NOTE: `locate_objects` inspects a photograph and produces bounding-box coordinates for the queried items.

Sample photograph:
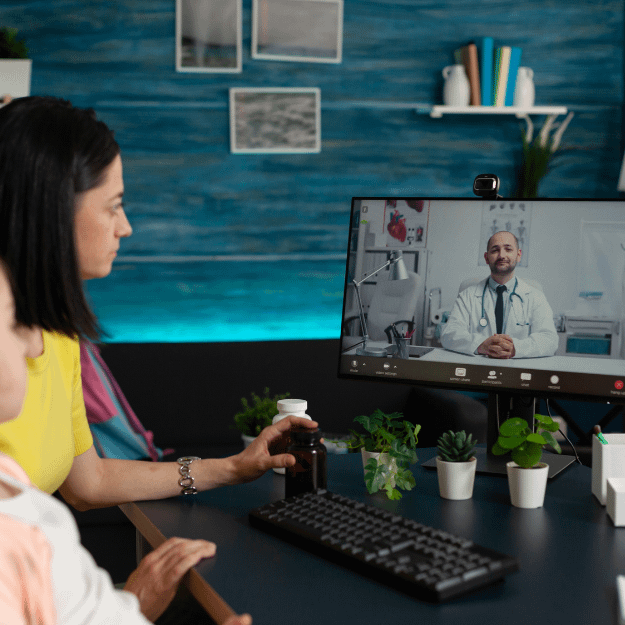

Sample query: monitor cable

[545,399,582,465]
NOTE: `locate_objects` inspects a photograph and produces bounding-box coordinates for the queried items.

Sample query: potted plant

[0,27,31,99]
[233,388,289,447]
[435,430,478,500]
[491,413,561,508]
[346,409,421,500]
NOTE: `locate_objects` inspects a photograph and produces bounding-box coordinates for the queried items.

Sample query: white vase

[436,456,477,500]
[241,434,256,448]
[361,449,397,487]
[442,65,470,106]
[0,59,31,99]
[513,67,535,108]
[506,461,549,508]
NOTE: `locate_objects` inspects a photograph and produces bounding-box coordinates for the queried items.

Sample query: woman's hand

[230,415,319,484]
[123,537,216,622]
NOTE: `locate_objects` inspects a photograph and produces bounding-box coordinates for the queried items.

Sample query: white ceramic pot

[442,64,470,106]
[361,449,398,487]
[513,67,535,108]
[241,433,256,448]
[506,461,549,508]
[0,59,31,99]
[436,456,477,500]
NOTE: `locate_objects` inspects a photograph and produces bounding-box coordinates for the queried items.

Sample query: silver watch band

[177,456,201,495]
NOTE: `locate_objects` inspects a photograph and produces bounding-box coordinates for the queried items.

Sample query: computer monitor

[337,197,625,476]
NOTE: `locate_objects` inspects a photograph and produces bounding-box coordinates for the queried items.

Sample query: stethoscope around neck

[479,278,524,328]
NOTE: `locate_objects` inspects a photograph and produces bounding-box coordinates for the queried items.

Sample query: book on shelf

[462,43,481,105]
[504,47,522,106]
[452,42,481,106]
[477,37,494,106]
[493,46,511,107]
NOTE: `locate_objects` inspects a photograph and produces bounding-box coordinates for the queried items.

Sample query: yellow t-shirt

[0,331,93,494]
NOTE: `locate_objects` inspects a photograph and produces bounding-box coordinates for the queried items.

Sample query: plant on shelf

[491,414,561,468]
[0,27,28,59]
[436,430,477,463]
[514,112,574,198]
[233,388,290,439]
[347,409,421,500]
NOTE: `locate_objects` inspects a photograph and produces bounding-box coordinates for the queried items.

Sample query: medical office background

[4,0,622,345]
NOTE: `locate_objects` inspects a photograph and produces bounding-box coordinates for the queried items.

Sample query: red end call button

[615,380,624,390]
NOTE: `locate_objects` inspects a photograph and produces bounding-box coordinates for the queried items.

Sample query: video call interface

[338,197,625,403]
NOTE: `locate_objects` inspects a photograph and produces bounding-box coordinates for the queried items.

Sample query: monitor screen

[337,197,625,472]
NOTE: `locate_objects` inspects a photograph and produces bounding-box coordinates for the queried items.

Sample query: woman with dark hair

[0,96,317,509]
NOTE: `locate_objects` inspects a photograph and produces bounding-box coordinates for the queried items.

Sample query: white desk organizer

[592,434,625,505]
[607,478,625,526]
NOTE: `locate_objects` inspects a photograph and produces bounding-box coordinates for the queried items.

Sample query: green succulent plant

[436,430,477,463]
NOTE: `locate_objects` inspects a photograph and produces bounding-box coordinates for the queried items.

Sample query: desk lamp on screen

[338,177,625,478]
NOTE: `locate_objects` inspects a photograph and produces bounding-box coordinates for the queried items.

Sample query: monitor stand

[422,392,577,479]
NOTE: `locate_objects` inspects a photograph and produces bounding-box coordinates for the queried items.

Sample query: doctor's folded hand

[477,334,515,359]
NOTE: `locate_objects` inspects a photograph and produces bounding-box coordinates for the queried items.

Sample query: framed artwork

[229,88,321,154]
[176,0,242,72]
[252,0,343,63]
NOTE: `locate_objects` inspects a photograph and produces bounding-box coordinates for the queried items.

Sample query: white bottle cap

[277,398,307,413]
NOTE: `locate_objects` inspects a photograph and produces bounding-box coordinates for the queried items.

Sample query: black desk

[120,449,625,625]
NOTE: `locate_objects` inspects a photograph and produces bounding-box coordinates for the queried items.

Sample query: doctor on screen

[440,231,558,359]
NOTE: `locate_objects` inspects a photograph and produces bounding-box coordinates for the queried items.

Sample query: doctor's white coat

[439,277,559,358]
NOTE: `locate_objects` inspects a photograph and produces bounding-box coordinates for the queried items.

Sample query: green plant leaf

[499,418,530,437]
[394,468,416,491]
[491,441,509,456]
[511,442,543,468]
[497,435,526,450]
[540,430,562,454]
[526,432,547,445]
[364,457,390,494]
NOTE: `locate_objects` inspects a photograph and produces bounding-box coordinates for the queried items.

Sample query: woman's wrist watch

[177,456,201,495]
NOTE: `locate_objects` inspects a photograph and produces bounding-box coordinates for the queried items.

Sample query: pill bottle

[285,428,327,499]
[272,399,311,474]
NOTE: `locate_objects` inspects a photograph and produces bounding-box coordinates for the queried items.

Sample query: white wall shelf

[421,105,568,118]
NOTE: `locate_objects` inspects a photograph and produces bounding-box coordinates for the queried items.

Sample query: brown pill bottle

[285,428,327,498]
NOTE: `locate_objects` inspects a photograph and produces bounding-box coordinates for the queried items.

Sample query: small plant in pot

[491,414,561,508]
[436,430,478,500]
[0,27,31,100]
[346,409,421,500]
[233,388,289,447]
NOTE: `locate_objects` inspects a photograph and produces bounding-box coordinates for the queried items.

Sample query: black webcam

[473,174,501,199]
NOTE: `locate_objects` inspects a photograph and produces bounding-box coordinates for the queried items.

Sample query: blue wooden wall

[2,0,623,341]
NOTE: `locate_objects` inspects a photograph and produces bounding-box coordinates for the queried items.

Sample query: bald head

[484,231,522,283]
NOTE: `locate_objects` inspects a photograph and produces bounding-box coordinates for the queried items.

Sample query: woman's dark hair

[0,96,120,339]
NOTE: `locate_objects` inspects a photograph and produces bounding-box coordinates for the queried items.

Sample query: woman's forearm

[59,415,318,511]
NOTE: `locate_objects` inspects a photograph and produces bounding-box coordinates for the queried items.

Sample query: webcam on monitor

[473,173,501,199]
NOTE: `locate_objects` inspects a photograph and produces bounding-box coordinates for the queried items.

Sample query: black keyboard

[249,490,518,602]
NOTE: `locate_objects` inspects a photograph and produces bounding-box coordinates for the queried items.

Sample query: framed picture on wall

[251,0,343,63]
[229,88,321,154]
[176,0,242,72]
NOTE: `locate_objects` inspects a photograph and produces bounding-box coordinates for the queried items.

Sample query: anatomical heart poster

[383,199,429,248]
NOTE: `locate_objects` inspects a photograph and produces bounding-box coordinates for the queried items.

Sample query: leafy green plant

[233,388,289,437]
[0,28,28,59]
[491,414,561,468]
[347,409,421,500]
[436,430,477,463]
